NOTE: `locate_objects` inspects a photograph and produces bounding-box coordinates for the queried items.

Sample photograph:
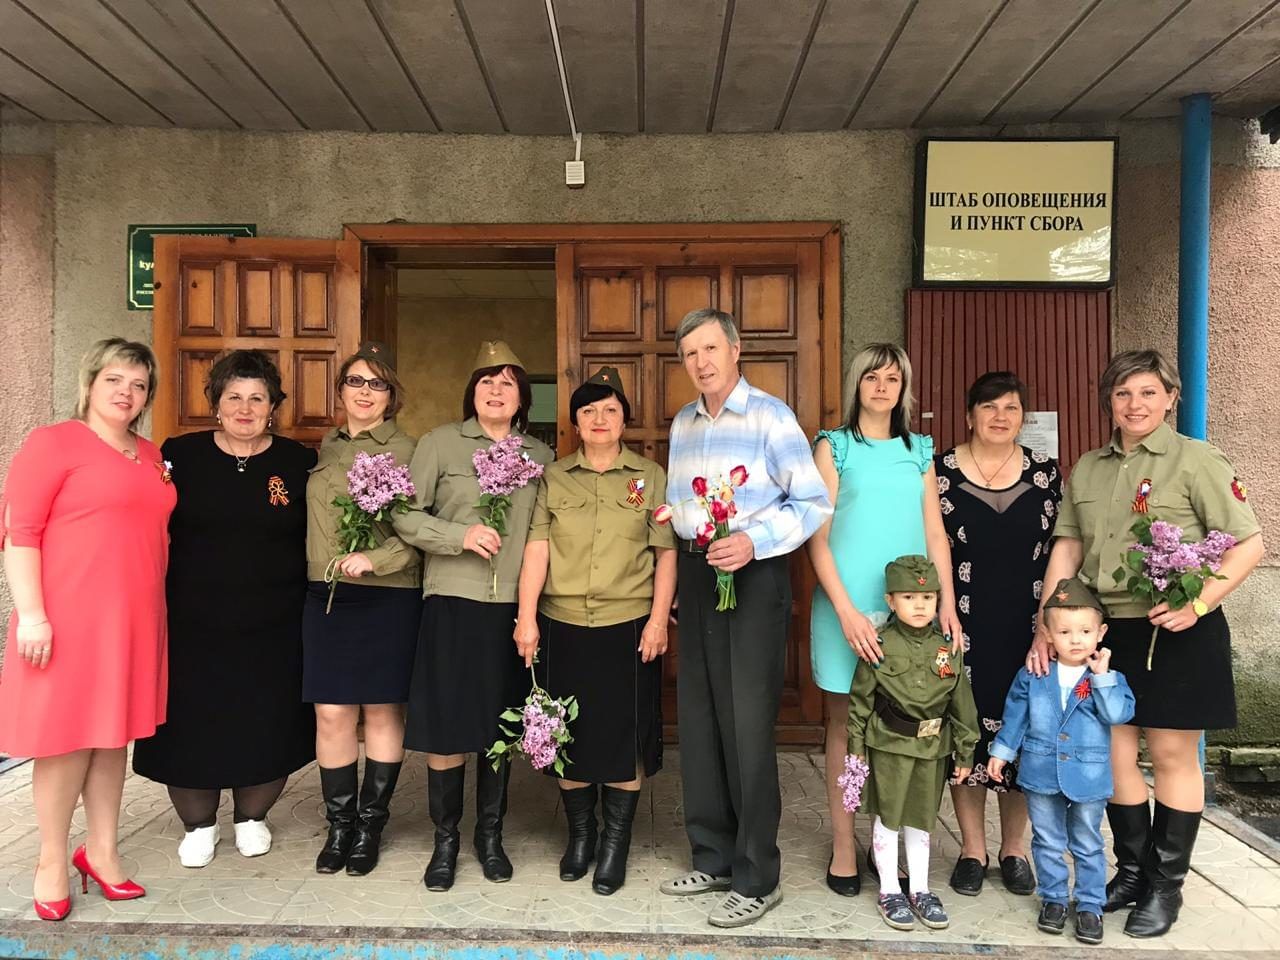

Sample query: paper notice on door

[1017,412,1059,460]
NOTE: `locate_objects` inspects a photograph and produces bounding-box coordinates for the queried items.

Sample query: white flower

[964,664,972,681]
[1033,471,1049,489]
[1032,450,1049,463]
[959,595,970,614]
[1022,454,1032,471]
[1044,499,1056,517]
[1042,514,1050,530]
[1033,579,1043,599]
[957,525,967,543]
[958,561,972,583]
[962,632,971,652]
[1033,542,1042,561]
[943,452,959,469]
[982,717,1003,733]
[936,475,950,493]
[940,496,954,515]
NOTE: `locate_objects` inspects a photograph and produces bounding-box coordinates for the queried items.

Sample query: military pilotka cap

[884,554,941,593]
[473,339,525,373]
[585,366,628,402]
[1042,577,1105,614]
[354,340,395,369]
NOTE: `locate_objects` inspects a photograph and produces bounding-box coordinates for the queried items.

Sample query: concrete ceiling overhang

[0,0,1278,134]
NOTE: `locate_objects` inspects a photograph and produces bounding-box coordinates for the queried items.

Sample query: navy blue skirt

[302,582,422,704]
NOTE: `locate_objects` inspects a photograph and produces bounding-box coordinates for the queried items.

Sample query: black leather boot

[1104,801,1152,912]
[474,758,513,882]
[346,758,402,876]
[315,762,359,874]
[1124,802,1201,938]
[424,765,465,892]
[559,784,598,881]
[592,785,640,896]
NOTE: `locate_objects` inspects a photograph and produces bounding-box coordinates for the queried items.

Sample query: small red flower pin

[1232,477,1248,502]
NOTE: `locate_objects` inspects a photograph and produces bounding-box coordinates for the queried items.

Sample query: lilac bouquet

[472,435,544,596]
[838,754,871,813]
[325,451,415,613]
[1111,514,1237,669]
[486,666,578,775]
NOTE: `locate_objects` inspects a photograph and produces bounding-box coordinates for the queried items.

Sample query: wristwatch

[1192,599,1209,617]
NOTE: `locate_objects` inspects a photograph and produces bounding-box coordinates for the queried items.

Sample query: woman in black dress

[934,372,1060,897]
[133,350,316,868]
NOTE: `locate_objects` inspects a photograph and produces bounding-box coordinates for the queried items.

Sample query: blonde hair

[1099,350,1181,416]
[75,337,159,432]
[844,342,915,447]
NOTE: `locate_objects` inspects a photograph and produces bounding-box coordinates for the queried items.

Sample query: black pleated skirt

[1104,608,1235,730]
[404,595,526,755]
[301,582,422,704]
[535,614,663,783]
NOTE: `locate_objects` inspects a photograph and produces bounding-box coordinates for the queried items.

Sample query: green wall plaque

[127,224,257,310]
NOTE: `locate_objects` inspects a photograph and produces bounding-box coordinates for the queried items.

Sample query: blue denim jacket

[989,664,1135,803]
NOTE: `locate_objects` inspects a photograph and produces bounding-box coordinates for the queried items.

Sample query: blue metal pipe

[1177,93,1212,441]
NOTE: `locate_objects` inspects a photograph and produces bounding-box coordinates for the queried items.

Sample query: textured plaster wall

[396,297,556,440]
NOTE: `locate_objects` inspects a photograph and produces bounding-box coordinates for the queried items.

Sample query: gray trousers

[676,549,790,897]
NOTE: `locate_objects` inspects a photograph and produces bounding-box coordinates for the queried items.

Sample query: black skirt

[301,582,422,704]
[535,614,663,784]
[1103,608,1235,730]
[404,595,526,755]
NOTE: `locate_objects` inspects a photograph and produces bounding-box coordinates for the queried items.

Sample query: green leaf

[1181,574,1204,600]
[567,699,579,722]
[499,709,522,722]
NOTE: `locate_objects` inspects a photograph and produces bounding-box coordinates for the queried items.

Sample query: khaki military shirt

[306,419,422,588]
[1054,423,1260,617]
[392,418,553,603]
[847,619,980,766]
[528,446,676,628]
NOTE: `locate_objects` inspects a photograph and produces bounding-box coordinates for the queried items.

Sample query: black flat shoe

[1075,910,1104,944]
[999,855,1036,895]
[949,856,987,896]
[1037,901,1068,934]
[826,854,861,897]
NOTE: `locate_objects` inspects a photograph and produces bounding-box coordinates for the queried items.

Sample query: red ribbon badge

[1232,477,1248,502]
[935,646,955,678]
[268,476,290,507]
[1074,676,1092,701]
[1131,478,1152,514]
[626,477,645,506]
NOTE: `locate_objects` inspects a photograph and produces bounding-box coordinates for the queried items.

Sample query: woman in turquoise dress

[807,342,963,897]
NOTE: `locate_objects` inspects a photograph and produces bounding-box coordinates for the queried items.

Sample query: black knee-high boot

[315,762,359,874]
[1104,801,1152,912]
[1124,801,1201,938]
[346,759,402,876]
[474,758,513,882]
[592,785,640,896]
[424,765,465,891]
[559,784,598,881]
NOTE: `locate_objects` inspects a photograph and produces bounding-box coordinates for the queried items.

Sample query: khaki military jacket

[305,419,422,588]
[1054,422,1260,617]
[392,418,553,603]
[847,618,980,765]
[528,446,676,628]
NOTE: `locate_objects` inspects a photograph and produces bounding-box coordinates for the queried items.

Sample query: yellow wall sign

[914,138,1117,286]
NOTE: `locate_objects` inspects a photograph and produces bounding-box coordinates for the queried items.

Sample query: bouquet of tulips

[473,435,544,597]
[486,665,578,775]
[1111,514,1237,669]
[325,451,415,613]
[654,465,748,611]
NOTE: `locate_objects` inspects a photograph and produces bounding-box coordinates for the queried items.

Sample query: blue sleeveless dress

[810,427,934,693]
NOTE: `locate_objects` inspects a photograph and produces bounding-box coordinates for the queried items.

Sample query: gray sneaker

[659,870,732,897]
[878,892,916,930]
[909,890,950,929]
[707,887,783,927]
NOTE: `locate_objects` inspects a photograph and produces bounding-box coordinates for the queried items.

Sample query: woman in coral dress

[0,338,176,921]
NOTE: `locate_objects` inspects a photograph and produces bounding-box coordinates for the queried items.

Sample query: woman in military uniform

[392,340,554,891]
[1033,349,1263,938]
[514,368,676,896]
[303,342,422,878]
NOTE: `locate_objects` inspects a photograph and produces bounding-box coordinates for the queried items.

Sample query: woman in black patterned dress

[934,372,1061,897]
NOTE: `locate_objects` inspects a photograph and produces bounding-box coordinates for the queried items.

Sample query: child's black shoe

[1075,910,1104,944]
[877,892,916,930]
[1037,901,1068,933]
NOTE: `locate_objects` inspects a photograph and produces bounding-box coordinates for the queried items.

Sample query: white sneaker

[178,824,220,868]
[234,818,272,857]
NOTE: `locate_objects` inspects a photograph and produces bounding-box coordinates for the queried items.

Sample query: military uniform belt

[874,692,944,738]
[677,538,707,554]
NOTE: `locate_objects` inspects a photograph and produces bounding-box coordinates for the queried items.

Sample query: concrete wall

[397,296,556,440]
[2,116,1277,742]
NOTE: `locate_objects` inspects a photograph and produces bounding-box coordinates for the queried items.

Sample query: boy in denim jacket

[988,578,1134,945]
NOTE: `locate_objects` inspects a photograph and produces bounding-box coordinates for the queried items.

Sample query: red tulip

[709,498,729,523]
[727,500,738,518]
[653,503,673,524]
[729,465,749,487]
[695,520,715,546]
[692,476,709,497]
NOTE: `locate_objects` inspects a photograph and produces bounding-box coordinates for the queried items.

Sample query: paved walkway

[0,748,1278,958]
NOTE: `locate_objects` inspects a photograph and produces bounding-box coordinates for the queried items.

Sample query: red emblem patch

[1073,677,1092,701]
[1232,478,1248,502]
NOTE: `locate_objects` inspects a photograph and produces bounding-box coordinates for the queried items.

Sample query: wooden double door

[152,223,843,745]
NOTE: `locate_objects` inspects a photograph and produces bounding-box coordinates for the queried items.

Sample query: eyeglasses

[343,375,391,392]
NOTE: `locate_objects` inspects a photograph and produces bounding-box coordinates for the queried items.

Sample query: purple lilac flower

[473,435,544,496]
[521,693,567,771]
[837,754,870,813]
[346,451,415,513]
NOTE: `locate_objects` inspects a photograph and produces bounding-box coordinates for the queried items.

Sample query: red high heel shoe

[71,844,145,901]
[34,895,71,921]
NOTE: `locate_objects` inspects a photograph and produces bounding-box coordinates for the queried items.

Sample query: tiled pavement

[0,748,1278,958]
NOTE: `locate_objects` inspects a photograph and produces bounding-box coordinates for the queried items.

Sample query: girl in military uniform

[847,555,979,932]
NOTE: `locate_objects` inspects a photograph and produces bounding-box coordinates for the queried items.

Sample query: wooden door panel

[153,236,360,446]
[557,237,835,744]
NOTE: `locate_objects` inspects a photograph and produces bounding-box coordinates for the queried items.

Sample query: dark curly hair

[205,350,287,410]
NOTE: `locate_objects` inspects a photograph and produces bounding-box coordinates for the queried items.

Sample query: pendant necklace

[969,443,1016,488]
[228,437,260,473]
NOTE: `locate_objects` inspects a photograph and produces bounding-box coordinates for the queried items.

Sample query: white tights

[872,815,932,895]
